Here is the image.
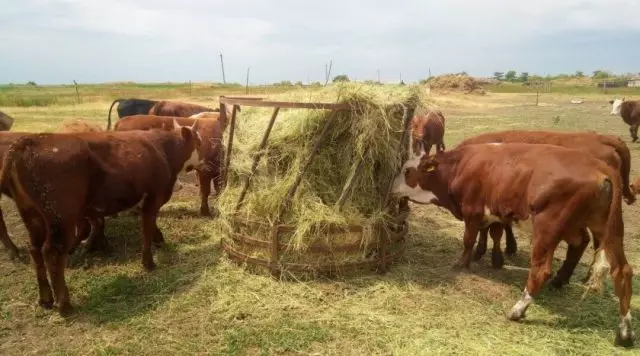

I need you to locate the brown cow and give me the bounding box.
[455,130,635,273]
[114,114,224,216]
[391,143,634,346]
[0,123,204,315]
[411,110,445,156]
[148,100,217,118]
[610,98,640,142]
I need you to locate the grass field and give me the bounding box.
[1,84,640,355]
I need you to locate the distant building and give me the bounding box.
[628,77,640,87]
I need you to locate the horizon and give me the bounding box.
[3,0,640,85]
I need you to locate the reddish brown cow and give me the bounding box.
[411,110,446,156]
[0,124,204,315]
[455,130,635,273]
[114,114,224,216]
[391,143,634,346]
[610,98,640,142]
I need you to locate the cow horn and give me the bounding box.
[173,119,181,130]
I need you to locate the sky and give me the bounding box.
[2,0,640,85]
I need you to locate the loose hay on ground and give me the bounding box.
[215,84,428,272]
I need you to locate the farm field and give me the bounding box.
[1,83,640,355]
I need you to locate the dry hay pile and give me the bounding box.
[428,74,485,94]
[216,84,425,275]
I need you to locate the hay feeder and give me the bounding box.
[218,95,416,278]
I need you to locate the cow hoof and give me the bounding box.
[615,330,635,348]
[39,299,54,310]
[549,275,568,289]
[143,260,156,271]
[200,208,212,217]
[491,252,505,269]
[472,248,485,261]
[506,308,525,321]
[58,303,74,317]
[452,261,470,270]
[505,246,517,256]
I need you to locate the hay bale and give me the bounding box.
[0,111,15,131]
[428,74,485,94]
[216,84,425,275]
[57,118,104,133]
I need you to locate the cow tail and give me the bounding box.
[107,99,123,131]
[583,174,622,297]
[605,136,634,204]
[0,137,33,194]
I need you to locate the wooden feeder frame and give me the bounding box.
[217,95,417,277]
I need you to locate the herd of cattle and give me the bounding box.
[1,95,640,346]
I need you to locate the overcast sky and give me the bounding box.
[2,0,640,85]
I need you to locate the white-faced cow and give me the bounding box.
[610,98,640,142]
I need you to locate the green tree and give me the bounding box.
[332,75,350,83]
[592,70,611,79]
[504,70,517,82]
[518,72,529,82]
[493,72,504,81]
[575,71,584,78]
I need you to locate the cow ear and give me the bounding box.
[418,158,438,173]
[622,97,626,101]
[180,126,193,141]
[609,100,614,105]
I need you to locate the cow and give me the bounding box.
[391,143,635,346]
[114,114,224,216]
[57,118,104,133]
[411,110,446,156]
[0,122,204,315]
[0,110,15,131]
[148,100,218,118]
[455,130,635,272]
[609,98,640,142]
[107,98,158,130]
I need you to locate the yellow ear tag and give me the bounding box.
[426,166,436,172]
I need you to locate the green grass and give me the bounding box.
[0,84,640,355]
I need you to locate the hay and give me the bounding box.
[57,118,104,133]
[216,84,425,266]
[427,74,485,94]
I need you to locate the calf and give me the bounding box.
[0,110,15,131]
[0,123,203,315]
[411,110,446,156]
[107,98,158,130]
[456,130,635,272]
[610,98,640,142]
[391,143,634,346]
[114,114,224,216]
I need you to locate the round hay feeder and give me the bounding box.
[216,91,419,279]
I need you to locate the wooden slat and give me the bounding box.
[220,96,349,111]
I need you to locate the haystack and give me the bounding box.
[216,84,426,276]
[428,74,485,94]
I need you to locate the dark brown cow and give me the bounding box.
[114,114,224,216]
[391,143,634,346]
[0,124,204,315]
[610,98,640,142]
[411,110,446,156]
[455,130,635,272]
[0,110,15,131]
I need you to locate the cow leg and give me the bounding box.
[197,171,212,217]
[607,249,635,346]
[504,224,517,256]
[424,141,433,157]
[549,228,590,289]
[473,227,488,261]
[489,223,505,269]
[630,124,639,143]
[438,142,445,153]
[42,222,73,316]
[507,227,559,321]
[454,222,480,269]
[69,218,91,255]
[411,138,422,157]
[140,195,166,271]
[84,216,108,252]
[20,210,54,308]
[0,208,20,261]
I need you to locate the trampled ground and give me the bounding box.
[1,84,639,355]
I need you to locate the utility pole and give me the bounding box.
[377,69,380,83]
[219,52,226,84]
[245,67,250,94]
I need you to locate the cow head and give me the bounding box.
[173,119,206,173]
[610,97,625,115]
[392,154,443,204]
